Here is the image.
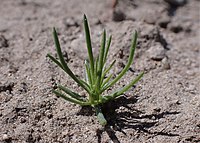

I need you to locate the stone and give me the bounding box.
[162,57,171,70]
[2,134,11,141]
[148,43,166,61]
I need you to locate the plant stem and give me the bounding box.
[95,106,107,126]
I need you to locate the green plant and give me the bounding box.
[47,15,144,125]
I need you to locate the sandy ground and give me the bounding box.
[0,0,200,142]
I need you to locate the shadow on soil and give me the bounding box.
[77,96,180,143]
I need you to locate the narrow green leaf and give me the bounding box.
[53,90,89,106]
[94,56,99,84]
[83,14,94,76]
[57,85,86,102]
[52,28,90,93]
[100,60,116,85]
[101,72,144,104]
[97,30,106,90]
[101,74,113,89]
[53,27,66,67]
[103,60,116,75]
[85,60,92,86]
[103,31,138,91]
[98,30,106,72]
[47,53,63,69]
[80,79,90,89]
[103,35,112,64]
[106,71,144,99]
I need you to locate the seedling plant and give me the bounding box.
[47,15,144,125]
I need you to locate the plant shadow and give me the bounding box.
[77,95,180,143]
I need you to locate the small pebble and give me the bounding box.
[148,43,166,61]
[151,116,156,120]
[162,57,171,70]
[2,134,10,141]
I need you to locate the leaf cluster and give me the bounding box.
[47,15,143,125]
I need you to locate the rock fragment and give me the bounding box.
[162,57,171,70]
[148,43,166,61]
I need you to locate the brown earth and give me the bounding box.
[0,0,199,143]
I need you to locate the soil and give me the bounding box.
[0,0,199,143]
